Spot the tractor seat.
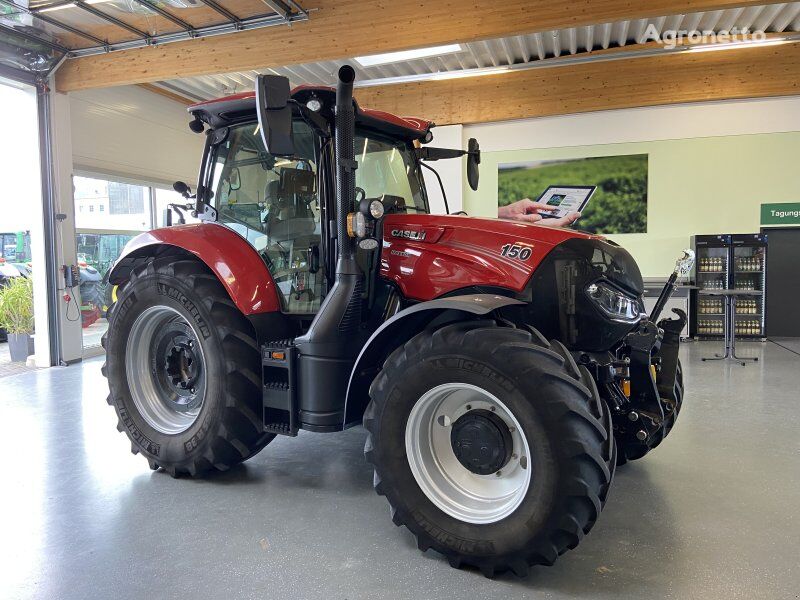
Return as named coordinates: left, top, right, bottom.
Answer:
left=264, top=179, right=317, bottom=242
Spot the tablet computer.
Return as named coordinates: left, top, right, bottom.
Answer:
left=536, top=185, right=596, bottom=221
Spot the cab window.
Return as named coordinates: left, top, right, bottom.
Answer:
left=208, top=121, right=323, bottom=314
left=354, top=134, right=427, bottom=213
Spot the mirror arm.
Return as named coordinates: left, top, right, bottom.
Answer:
left=415, top=147, right=466, bottom=161
left=294, top=100, right=331, bottom=138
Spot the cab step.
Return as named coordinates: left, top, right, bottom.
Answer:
left=261, top=340, right=298, bottom=436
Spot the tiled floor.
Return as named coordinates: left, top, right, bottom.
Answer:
left=0, top=341, right=37, bottom=378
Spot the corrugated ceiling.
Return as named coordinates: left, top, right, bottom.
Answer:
left=151, top=2, right=800, bottom=102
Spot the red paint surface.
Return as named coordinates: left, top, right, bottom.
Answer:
left=188, top=87, right=432, bottom=134
left=380, top=214, right=600, bottom=301
left=118, top=223, right=281, bottom=315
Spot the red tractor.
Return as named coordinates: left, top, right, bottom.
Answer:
left=103, top=66, right=692, bottom=577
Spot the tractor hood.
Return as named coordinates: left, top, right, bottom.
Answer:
left=380, top=213, right=643, bottom=301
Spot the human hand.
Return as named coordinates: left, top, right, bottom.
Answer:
left=498, top=199, right=581, bottom=227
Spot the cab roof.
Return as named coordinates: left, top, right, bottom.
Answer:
left=188, top=85, right=434, bottom=142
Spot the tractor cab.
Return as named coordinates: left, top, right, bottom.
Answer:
left=183, top=86, right=434, bottom=317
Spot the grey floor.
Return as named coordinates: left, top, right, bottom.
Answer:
left=1, top=341, right=799, bottom=600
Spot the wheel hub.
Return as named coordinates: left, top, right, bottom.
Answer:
left=164, top=341, right=199, bottom=391
left=151, top=322, right=205, bottom=413
left=405, top=383, right=532, bottom=524
left=450, top=409, right=513, bottom=475
left=125, top=306, right=207, bottom=434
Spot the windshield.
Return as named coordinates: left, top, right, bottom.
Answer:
left=354, top=133, right=428, bottom=214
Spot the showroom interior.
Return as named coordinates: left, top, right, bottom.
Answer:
left=1, top=0, right=799, bottom=597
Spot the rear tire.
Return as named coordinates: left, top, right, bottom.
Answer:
left=363, top=320, right=616, bottom=577
left=102, top=257, right=273, bottom=477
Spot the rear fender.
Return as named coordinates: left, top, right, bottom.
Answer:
left=343, top=294, right=524, bottom=427
left=107, top=223, right=281, bottom=315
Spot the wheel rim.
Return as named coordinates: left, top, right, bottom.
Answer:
left=405, top=383, right=532, bottom=525
left=125, top=306, right=207, bottom=435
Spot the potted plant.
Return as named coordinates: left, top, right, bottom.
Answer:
left=0, top=275, right=34, bottom=362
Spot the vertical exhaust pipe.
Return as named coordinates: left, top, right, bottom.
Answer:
left=296, top=65, right=363, bottom=355
left=334, top=64, right=357, bottom=274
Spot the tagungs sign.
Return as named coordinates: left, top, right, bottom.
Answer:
left=761, top=203, right=800, bottom=225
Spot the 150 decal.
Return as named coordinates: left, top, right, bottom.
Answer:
left=500, top=244, right=532, bottom=261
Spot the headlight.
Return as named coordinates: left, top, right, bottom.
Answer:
left=358, top=237, right=379, bottom=250
left=586, top=282, right=640, bottom=322
left=346, top=212, right=366, bottom=238
left=368, top=199, right=385, bottom=219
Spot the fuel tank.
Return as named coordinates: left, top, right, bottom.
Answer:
left=380, top=213, right=601, bottom=300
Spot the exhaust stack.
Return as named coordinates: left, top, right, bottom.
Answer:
left=296, top=65, right=363, bottom=356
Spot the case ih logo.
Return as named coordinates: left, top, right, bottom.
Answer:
left=391, top=229, right=427, bottom=241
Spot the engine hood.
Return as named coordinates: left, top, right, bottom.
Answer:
left=380, top=213, right=613, bottom=301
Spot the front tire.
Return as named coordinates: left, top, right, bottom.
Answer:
left=103, top=257, right=273, bottom=477
left=363, top=321, right=616, bottom=577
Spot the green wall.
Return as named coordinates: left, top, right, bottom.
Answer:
left=464, top=132, right=800, bottom=277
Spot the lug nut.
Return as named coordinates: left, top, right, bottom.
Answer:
left=628, top=411, right=639, bottom=422
left=636, top=430, right=647, bottom=441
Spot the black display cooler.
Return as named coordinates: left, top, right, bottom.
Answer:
left=690, top=233, right=767, bottom=340
left=691, top=234, right=730, bottom=339
left=730, top=233, right=767, bottom=340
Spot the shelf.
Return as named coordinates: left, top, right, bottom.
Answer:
left=735, top=270, right=763, bottom=274
left=698, top=313, right=725, bottom=316
left=698, top=271, right=726, bottom=274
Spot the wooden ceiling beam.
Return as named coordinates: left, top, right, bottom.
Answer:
left=55, top=0, right=784, bottom=91
left=137, top=83, right=196, bottom=105
left=352, top=41, right=800, bottom=125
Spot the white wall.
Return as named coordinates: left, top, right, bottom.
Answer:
left=50, top=92, right=84, bottom=364
left=462, top=96, right=800, bottom=155
left=69, top=85, right=204, bottom=185
left=456, top=95, right=800, bottom=276
left=422, top=124, right=464, bottom=214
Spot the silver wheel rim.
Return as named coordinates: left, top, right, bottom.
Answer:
left=405, top=383, right=532, bottom=524
left=125, top=306, right=207, bottom=435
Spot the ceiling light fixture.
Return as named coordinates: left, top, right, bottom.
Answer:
left=685, top=36, right=795, bottom=53
left=354, top=44, right=463, bottom=67
left=39, top=2, right=76, bottom=12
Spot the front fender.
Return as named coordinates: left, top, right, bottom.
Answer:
left=108, top=223, right=281, bottom=315
left=343, top=294, right=524, bottom=427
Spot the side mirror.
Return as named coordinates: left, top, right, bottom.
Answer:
left=255, top=74, right=295, bottom=157
left=173, top=180, right=191, bottom=198
left=466, top=138, right=480, bottom=191
left=228, top=167, right=241, bottom=191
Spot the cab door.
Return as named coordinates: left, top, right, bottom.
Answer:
left=204, top=119, right=325, bottom=314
